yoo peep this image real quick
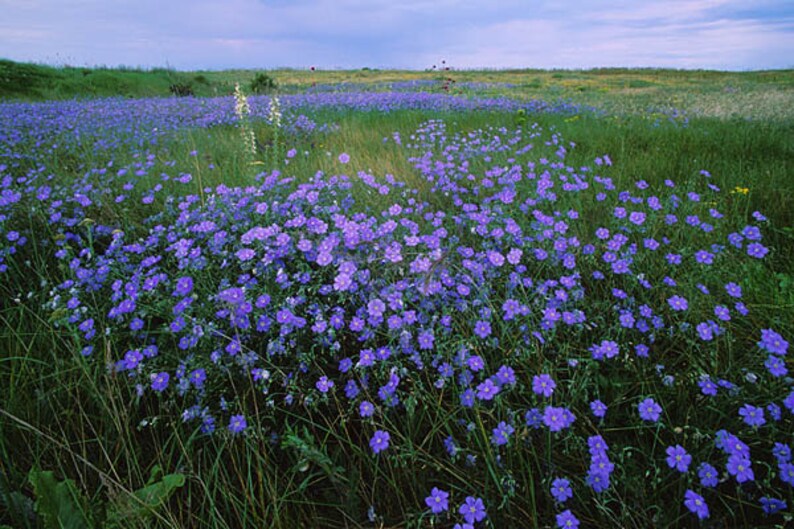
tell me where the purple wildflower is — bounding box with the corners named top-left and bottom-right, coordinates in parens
top-left (532, 374), bottom-right (556, 397)
top-left (228, 414), bottom-right (247, 434)
top-left (758, 329), bottom-right (788, 355)
top-left (543, 406), bottom-right (574, 432)
top-left (628, 211), bottom-right (646, 225)
top-left (667, 295), bottom-right (688, 311)
top-left (467, 355), bottom-right (485, 371)
top-left (773, 443), bottom-right (791, 464)
top-left (476, 378), bottom-right (500, 401)
top-left (174, 276), bottom-right (194, 296)
top-left (425, 487), bottom-right (449, 514)
top-left (459, 496), bottom-right (487, 524)
top-left (556, 510), bottom-right (580, 528)
top-left (725, 282), bottom-right (742, 298)
top-left (590, 400), bottom-right (608, 418)
top-left (738, 404), bottom-right (765, 427)
top-left (726, 454), bottom-right (754, 483)
top-left (698, 377), bottom-right (718, 396)
top-left (698, 463), bottom-right (719, 488)
top-left (316, 376), bottom-right (334, 393)
top-left (369, 430), bottom-right (390, 454)
top-left (189, 369), bottom-right (206, 388)
top-left (491, 421), bottom-right (515, 446)
top-left (747, 242), bottom-right (768, 258)
top-left (473, 320), bottom-right (492, 339)
top-left (684, 490), bottom-right (709, 520)
top-left (765, 356), bottom-right (787, 377)
top-left (778, 463), bottom-right (794, 486)
top-left (217, 287), bottom-right (245, 304)
top-left (760, 497), bottom-right (787, 515)
top-left (151, 372), bottom-right (169, 392)
top-left (666, 445), bottom-right (692, 472)
top-left (359, 401), bottom-right (375, 417)
top-left (551, 478), bottom-right (573, 503)
top-left (495, 365), bottom-right (516, 385)
top-left (638, 398), bottom-right (662, 422)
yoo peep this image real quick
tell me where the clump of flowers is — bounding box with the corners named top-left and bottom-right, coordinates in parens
top-left (0, 99), bottom-right (790, 528)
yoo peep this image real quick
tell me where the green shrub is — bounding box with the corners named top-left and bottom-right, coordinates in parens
top-left (249, 72), bottom-right (278, 94)
top-left (168, 82), bottom-right (194, 97)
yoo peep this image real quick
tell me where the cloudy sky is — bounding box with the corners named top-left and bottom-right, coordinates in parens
top-left (1, 0), bottom-right (792, 70)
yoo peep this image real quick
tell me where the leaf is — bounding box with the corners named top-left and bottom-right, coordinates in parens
top-left (0, 471), bottom-right (36, 527)
top-left (1, 491), bottom-right (36, 527)
top-left (133, 473), bottom-right (185, 508)
top-left (27, 469), bottom-right (93, 529)
top-left (106, 469), bottom-right (185, 527)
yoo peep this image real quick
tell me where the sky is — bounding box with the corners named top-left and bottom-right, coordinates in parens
top-left (1, 0), bottom-right (792, 70)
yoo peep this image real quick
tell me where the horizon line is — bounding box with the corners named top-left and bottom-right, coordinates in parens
top-left (3, 58), bottom-right (793, 74)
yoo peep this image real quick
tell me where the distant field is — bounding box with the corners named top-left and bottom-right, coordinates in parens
top-left (1, 61), bottom-right (793, 528)
top-left (2, 58), bottom-right (793, 120)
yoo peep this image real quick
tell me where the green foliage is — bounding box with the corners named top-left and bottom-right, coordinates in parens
top-left (0, 59), bottom-right (60, 96)
top-left (28, 469), bottom-right (93, 529)
top-left (514, 107), bottom-right (528, 128)
top-left (168, 82), bottom-right (194, 97)
top-left (4, 467), bottom-right (185, 529)
top-left (281, 425), bottom-right (347, 486)
top-left (627, 79), bottom-right (656, 88)
top-left (249, 72), bottom-right (278, 94)
top-left (0, 471), bottom-right (36, 528)
top-left (106, 466), bottom-right (186, 527)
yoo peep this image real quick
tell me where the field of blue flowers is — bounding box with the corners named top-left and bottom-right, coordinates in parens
top-left (1, 82), bottom-right (792, 528)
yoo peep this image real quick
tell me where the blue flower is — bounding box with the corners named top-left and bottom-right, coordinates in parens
top-left (590, 399), bottom-right (607, 418)
top-left (543, 406), bottom-right (575, 432)
top-left (683, 490), bottom-right (709, 520)
top-left (665, 445), bottom-right (691, 473)
top-left (315, 375), bottom-right (334, 393)
top-left (550, 478), bottom-right (573, 503)
top-left (556, 509), bottom-right (580, 528)
top-left (491, 421), bottom-right (514, 446)
top-left (473, 320), bottom-right (491, 339)
top-left (738, 404), bottom-right (765, 427)
top-left (638, 397), bottom-right (662, 422)
top-left (476, 378), bottom-right (500, 401)
top-left (760, 497), bottom-right (786, 515)
top-left (425, 487), bottom-right (449, 514)
top-left (726, 454), bottom-right (754, 483)
top-left (758, 328), bottom-right (788, 355)
top-left (772, 442), bottom-right (791, 464)
top-left (359, 400), bottom-right (375, 417)
top-left (369, 430), bottom-right (390, 454)
top-left (698, 462), bottom-right (719, 488)
top-left (532, 374), bottom-right (556, 397)
top-left (459, 496), bottom-right (486, 524)
top-left (228, 414), bottom-right (247, 434)
top-left (150, 371), bottom-right (169, 392)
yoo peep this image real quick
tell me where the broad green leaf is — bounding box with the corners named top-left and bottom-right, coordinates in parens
top-left (28, 469), bottom-right (92, 529)
top-left (106, 470), bottom-right (185, 527)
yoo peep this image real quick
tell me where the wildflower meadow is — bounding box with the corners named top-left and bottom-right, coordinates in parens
top-left (1, 67), bottom-right (793, 528)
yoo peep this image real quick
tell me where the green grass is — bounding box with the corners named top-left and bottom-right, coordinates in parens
top-left (1, 73), bottom-right (793, 528)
